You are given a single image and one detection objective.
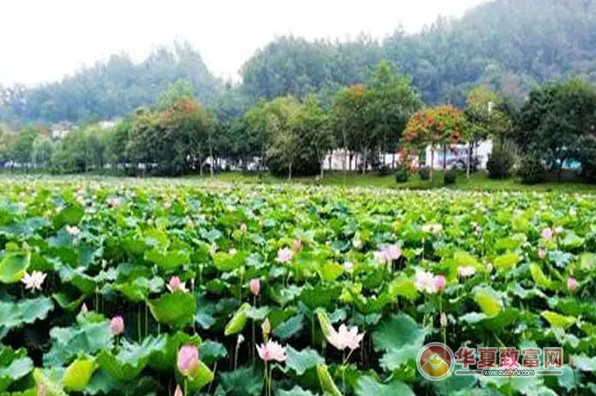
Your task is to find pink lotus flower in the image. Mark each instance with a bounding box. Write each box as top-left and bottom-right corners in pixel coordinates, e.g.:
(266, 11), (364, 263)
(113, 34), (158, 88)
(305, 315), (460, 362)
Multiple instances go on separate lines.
(109, 316), (124, 336)
(167, 276), (188, 293)
(434, 275), (446, 292)
(292, 239), (302, 253)
(538, 248), (546, 260)
(567, 277), (577, 292)
(414, 270), (446, 294)
(177, 345), (199, 378)
(174, 385), (183, 396)
(250, 278), (261, 296)
(541, 228), (553, 240)
(383, 245), (402, 261)
(325, 324), (365, 351)
(256, 340), (287, 362)
(276, 247), (294, 263)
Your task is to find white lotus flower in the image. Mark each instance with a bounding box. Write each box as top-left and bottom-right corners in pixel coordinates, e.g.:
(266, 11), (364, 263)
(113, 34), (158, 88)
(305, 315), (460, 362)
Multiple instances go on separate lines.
(256, 340), (287, 362)
(414, 269), (436, 294)
(422, 223), (443, 234)
(21, 271), (47, 291)
(344, 261), (354, 274)
(458, 266), (476, 277)
(326, 324), (365, 351)
(66, 225), (80, 236)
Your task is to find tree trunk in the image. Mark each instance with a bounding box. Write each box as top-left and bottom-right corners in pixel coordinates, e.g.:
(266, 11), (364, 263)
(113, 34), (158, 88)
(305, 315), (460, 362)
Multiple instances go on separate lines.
(362, 149), (367, 175)
(288, 162), (292, 181)
(209, 144), (214, 178)
(320, 155), (325, 179)
(467, 142), (471, 179)
(443, 145), (447, 170)
(430, 149), (434, 182)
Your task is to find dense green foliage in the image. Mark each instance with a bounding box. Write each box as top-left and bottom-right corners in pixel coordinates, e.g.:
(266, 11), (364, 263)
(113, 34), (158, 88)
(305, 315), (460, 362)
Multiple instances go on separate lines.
(518, 155), (545, 185)
(0, 43), (221, 125)
(2, 0), (596, 126)
(1, 178), (596, 395)
(242, 0), (596, 106)
(486, 144), (515, 179)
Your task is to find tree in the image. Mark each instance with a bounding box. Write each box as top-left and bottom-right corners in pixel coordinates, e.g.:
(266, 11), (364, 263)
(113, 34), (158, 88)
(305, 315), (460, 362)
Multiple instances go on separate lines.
(262, 97), (302, 179)
(516, 78), (596, 180)
(0, 129), (16, 166)
(159, 97), (211, 175)
(464, 86), (514, 177)
(366, 60), (422, 168)
(104, 119), (132, 168)
(331, 85), (369, 174)
(290, 95), (333, 178)
(31, 135), (54, 167)
(403, 105), (467, 181)
(12, 127), (39, 165)
(243, 100), (270, 170)
(157, 79), (196, 110)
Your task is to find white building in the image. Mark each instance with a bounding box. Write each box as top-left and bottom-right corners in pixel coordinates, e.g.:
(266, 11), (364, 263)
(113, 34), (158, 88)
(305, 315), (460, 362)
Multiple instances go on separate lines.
(424, 140), (493, 170)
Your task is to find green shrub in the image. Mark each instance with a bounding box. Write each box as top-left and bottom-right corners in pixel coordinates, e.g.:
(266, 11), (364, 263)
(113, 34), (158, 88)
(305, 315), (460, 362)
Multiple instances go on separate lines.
(418, 166), (431, 181)
(444, 170), (457, 185)
(518, 155), (544, 184)
(395, 164), (409, 183)
(487, 144), (515, 179)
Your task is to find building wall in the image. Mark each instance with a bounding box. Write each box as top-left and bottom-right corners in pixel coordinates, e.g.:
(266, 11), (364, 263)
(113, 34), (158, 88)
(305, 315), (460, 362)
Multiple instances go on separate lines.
(424, 140), (493, 170)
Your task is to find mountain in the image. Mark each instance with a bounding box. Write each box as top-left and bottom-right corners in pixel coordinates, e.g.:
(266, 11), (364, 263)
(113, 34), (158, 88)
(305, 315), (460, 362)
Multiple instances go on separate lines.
(0, 42), (222, 125)
(2, 0), (595, 126)
(242, 0), (596, 105)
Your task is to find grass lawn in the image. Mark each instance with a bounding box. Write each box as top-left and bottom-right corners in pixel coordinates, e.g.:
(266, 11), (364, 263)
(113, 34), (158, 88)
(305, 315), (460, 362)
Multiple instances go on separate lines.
(184, 170), (596, 193)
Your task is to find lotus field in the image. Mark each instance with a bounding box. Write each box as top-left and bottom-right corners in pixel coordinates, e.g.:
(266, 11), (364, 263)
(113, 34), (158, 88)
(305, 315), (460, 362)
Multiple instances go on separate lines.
(2, 178), (596, 396)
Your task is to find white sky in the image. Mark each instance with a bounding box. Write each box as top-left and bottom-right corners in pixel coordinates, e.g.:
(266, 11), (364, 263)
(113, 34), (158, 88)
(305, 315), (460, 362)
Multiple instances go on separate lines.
(0, 0), (488, 86)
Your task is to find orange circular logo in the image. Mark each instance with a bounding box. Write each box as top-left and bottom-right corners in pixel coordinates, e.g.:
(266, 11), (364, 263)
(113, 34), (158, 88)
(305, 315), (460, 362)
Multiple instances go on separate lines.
(416, 342), (455, 381)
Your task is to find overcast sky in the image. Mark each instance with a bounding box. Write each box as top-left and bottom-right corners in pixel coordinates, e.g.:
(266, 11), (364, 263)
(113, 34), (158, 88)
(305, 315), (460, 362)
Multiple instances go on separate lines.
(0, 0), (489, 86)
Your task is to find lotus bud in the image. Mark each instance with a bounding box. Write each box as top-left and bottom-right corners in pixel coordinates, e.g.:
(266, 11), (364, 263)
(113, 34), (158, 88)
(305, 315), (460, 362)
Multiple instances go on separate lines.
(37, 381), (46, 396)
(177, 345), (199, 379)
(440, 312), (448, 328)
(486, 263), (494, 273)
(250, 278), (260, 296)
(293, 239), (302, 253)
(434, 275), (446, 293)
(174, 385), (183, 396)
(567, 277), (578, 292)
(262, 318), (271, 342)
(109, 316), (124, 336)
